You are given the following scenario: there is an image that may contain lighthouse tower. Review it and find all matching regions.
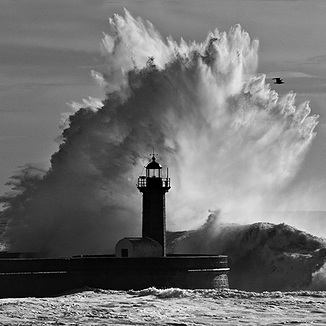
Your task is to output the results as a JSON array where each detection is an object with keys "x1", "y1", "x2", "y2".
[{"x1": 137, "y1": 155, "x2": 171, "y2": 256}]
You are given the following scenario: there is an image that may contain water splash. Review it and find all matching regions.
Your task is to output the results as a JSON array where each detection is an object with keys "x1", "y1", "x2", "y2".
[{"x1": 0, "y1": 10, "x2": 318, "y2": 256}]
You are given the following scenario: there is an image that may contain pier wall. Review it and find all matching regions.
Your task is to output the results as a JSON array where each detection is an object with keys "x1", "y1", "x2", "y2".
[{"x1": 0, "y1": 255, "x2": 229, "y2": 298}]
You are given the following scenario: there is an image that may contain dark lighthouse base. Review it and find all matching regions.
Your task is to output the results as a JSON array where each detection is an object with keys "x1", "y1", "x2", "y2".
[{"x1": 0, "y1": 254, "x2": 229, "y2": 298}]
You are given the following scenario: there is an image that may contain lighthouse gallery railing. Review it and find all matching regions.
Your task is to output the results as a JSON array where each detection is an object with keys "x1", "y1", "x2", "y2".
[{"x1": 137, "y1": 176, "x2": 170, "y2": 189}]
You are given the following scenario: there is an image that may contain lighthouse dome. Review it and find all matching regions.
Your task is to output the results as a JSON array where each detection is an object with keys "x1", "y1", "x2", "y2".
[{"x1": 146, "y1": 156, "x2": 162, "y2": 169}]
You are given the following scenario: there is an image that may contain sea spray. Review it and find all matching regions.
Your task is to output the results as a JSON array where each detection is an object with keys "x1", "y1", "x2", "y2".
[
  {"x1": 0, "y1": 10, "x2": 319, "y2": 257},
  {"x1": 310, "y1": 262, "x2": 326, "y2": 290}
]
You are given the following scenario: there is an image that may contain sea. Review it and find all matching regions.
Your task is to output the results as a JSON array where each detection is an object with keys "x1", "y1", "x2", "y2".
[{"x1": 1, "y1": 288, "x2": 326, "y2": 325}]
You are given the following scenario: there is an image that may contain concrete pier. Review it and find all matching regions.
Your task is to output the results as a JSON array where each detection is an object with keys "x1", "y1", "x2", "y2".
[{"x1": 0, "y1": 254, "x2": 229, "y2": 298}]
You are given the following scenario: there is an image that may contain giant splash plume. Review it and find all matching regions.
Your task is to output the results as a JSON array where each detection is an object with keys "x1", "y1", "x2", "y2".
[{"x1": 0, "y1": 10, "x2": 319, "y2": 257}]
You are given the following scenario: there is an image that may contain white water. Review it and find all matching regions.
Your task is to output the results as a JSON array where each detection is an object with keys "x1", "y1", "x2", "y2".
[
  {"x1": 1, "y1": 288, "x2": 326, "y2": 325},
  {"x1": 0, "y1": 10, "x2": 319, "y2": 257}
]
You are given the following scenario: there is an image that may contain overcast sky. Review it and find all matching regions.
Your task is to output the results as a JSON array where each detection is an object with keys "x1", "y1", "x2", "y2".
[{"x1": 1, "y1": 0, "x2": 326, "y2": 209}]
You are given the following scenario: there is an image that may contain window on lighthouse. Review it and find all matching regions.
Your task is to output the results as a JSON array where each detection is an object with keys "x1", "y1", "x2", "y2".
[{"x1": 147, "y1": 168, "x2": 161, "y2": 178}]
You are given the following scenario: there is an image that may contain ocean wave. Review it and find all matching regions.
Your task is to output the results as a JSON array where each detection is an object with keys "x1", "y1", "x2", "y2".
[
  {"x1": 102, "y1": 287, "x2": 326, "y2": 300},
  {"x1": 128, "y1": 287, "x2": 189, "y2": 298},
  {"x1": 0, "y1": 11, "x2": 318, "y2": 257},
  {"x1": 168, "y1": 212, "x2": 326, "y2": 292}
]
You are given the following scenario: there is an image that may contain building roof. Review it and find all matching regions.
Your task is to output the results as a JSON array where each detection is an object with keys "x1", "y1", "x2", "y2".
[{"x1": 117, "y1": 237, "x2": 162, "y2": 250}]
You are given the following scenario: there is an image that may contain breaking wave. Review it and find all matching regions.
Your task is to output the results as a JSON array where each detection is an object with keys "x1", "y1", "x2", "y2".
[
  {"x1": 128, "y1": 287, "x2": 188, "y2": 299},
  {"x1": 127, "y1": 287, "x2": 326, "y2": 299},
  {"x1": 0, "y1": 10, "x2": 319, "y2": 258},
  {"x1": 168, "y1": 212, "x2": 326, "y2": 291}
]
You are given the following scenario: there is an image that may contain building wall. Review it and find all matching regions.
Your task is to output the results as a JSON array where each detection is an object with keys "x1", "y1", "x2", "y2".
[
  {"x1": 115, "y1": 237, "x2": 162, "y2": 258},
  {"x1": 115, "y1": 238, "x2": 134, "y2": 257}
]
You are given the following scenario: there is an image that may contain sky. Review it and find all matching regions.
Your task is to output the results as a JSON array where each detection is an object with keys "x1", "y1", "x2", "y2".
[{"x1": 1, "y1": 0, "x2": 326, "y2": 211}]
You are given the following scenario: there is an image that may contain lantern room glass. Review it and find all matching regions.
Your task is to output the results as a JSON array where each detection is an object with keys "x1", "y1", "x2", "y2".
[{"x1": 146, "y1": 168, "x2": 161, "y2": 178}]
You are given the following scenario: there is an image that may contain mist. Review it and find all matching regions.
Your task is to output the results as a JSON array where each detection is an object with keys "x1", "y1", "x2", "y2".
[{"x1": 0, "y1": 10, "x2": 319, "y2": 257}]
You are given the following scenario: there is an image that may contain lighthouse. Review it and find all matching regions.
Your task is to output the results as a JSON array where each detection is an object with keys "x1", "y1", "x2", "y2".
[
  {"x1": 137, "y1": 155, "x2": 171, "y2": 256},
  {"x1": 115, "y1": 155, "x2": 170, "y2": 258}
]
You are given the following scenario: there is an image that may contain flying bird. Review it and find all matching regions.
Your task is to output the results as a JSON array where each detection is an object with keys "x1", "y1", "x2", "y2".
[{"x1": 272, "y1": 78, "x2": 284, "y2": 84}]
